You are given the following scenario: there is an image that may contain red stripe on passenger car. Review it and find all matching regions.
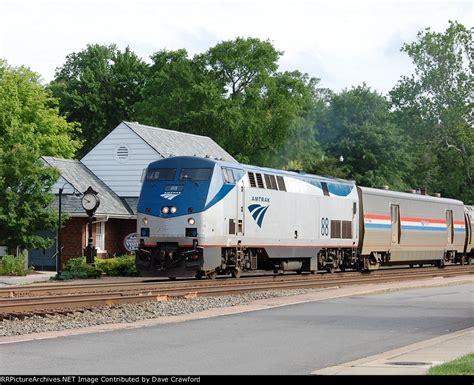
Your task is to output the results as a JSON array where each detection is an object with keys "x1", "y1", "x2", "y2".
[{"x1": 365, "y1": 213, "x2": 464, "y2": 225}]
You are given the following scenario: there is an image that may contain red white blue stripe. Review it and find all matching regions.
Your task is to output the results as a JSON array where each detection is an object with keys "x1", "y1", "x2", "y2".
[{"x1": 364, "y1": 214, "x2": 465, "y2": 233}]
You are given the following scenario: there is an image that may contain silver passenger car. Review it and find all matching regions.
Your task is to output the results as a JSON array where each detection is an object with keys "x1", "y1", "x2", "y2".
[{"x1": 358, "y1": 187, "x2": 465, "y2": 269}]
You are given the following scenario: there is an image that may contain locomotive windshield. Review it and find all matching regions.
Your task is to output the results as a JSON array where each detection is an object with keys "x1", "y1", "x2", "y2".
[
  {"x1": 179, "y1": 168, "x2": 212, "y2": 181},
  {"x1": 145, "y1": 168, "x2": 176, "y2": 181}
]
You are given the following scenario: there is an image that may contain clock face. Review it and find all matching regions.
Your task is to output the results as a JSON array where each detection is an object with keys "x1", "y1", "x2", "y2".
[{"x1": 82, "y1": 193, "x2": 98, "y2": 211}]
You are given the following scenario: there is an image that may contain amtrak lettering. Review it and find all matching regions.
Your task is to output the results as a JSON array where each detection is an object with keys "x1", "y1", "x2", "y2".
[{"x1": 251, "y1": 196, "x2": 270, "y2": 203}]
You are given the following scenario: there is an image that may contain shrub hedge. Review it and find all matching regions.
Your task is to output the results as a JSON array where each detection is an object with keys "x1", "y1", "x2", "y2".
[
  {"x1": 60, "y1": 255, "x2": 137, "y2": 279},
  {"x1": 0, "y1": 253, "x2": 33, "y2": 276}
]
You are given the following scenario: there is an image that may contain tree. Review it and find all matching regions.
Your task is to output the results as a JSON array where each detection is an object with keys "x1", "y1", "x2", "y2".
[
  {"x1": 50, "y1": 44, "x2": 148, "y2": 155},
  {"x1": 0, "y1": 62, "x2": 81, "y2": 158},
  {"x1": 134, "y1": 49, "x2": 224, "y2": 139},
  {"x1": 390, "y1": 21, "x2": 473, "y2": 202},
  {"x1": 0, "y1": 60, "x2": 79, "y2": 251},
  {"x1": 317, "y1": 84, "x2": 411, "y2": 190},
  {"x1": 200, "y1": 38, "x2": 319, "y2": 165},
  {"x1": 136, "y1": 38, "x2": 319, "y2": 165}
]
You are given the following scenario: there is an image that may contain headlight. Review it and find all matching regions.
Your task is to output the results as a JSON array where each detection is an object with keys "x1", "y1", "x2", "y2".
[
  {"x1": 142, "y1": 217, "x2": 148, "y2": 225},
  {"x1": 161, "y1": 206, "x2": 170, "y2": 214},
  {"x1": 187, "y1": 217, "x2": 195, "y2": 225},
  {"x1": 170, "y1": 206, "x2": 177, "y2": 214}
]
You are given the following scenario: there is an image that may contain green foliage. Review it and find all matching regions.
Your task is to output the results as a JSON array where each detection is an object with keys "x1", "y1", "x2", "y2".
[
  {"x1": 59, "y1": 256, "x2": 138, "y2": 279},
  {"x1": 50, "y1": 44, "x2": 148, "y2": 155},
  {"x1": 135, "y1": 38, "x2": 318, "y2": 166},
  {"x1": 427, "y1": 353, "x2": 474, "y2": 375},
  {"x1": 134, "y1": 48, "x2": 223, "y2": 139},
  {"x1": 390, "y1": 21, "x2": 473, "y2": 202},
  {"x1": 60, "y1": 257, "x2": 102, "y2": 280},
  {"x1": 95, "y1": 255, "x2": 138, "y2": 277},
  {"x1": 317, "y1": 84, "x2": 411, "y2": 190},
  {"x1": 0, "y1": 60, "x2": 81, "y2": 158},
  {"x1": 0, "y1": 253, "x2": 33, "y2": 276},
  {"x1": 0, "y1": 60, "x2": 80, "y2": 251}
]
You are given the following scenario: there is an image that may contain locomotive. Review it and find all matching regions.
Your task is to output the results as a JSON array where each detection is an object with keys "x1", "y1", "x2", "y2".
[{"x1": 135, "y1": 156, "x2": 473, "y2": 278}]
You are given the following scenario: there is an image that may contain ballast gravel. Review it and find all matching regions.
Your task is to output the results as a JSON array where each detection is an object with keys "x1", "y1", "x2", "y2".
[{"x1": 0, "y1": 289, "x2": 314, "y2": 336}]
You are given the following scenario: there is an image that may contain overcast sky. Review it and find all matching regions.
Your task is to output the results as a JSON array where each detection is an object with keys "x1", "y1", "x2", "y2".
[{"x1": 0, "y1": 0, "x2": 472, "y2": 94}]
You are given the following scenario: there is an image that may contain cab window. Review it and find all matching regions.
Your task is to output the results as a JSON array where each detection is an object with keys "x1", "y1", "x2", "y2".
[
  {"x1": 222, "y1": 168, "x2": 235, "y2": 184},
  {"x1": 180, "y1": 168, "x2": 212, "y2": 181},
  {"x1": 146, "y1": 168, "x2": 176, "y2": 181}
]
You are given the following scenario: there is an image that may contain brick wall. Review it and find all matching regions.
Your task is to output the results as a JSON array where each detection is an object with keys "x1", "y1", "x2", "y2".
[
  {"x1": 104, "y1": 219, "x2": 137, "y2": 257},
  {"x1": 60, "y1": 217, "x2": 136, "y2": 265},
  {"x1": 60, "y1": 217, "x2": 87, "y2": 264}
]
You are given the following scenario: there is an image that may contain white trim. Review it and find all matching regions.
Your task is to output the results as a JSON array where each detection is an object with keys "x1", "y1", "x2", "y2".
[{"x1": 96, "y1": 221, "x2": 106, "y2": 252}]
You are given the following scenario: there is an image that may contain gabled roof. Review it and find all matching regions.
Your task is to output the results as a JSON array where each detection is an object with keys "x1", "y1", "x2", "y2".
[
  {"x1": 41, "y1": 156, "x2": 134, "y2": 217},
  {"x1": 124, "y1": 121, "x2": 237, "y2": 163}
]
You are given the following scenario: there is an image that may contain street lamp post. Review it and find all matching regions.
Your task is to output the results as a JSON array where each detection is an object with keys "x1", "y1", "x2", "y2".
[
  {"x1": 57, "y1": 182, "x2": 81, "y2": 277},
  {"x1": 57, "y1": 187, "x2": 64, "y2": 276}
]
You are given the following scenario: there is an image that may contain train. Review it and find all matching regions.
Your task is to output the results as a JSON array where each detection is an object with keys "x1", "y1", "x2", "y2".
[{"x1": 135, "y1": 156, "x2": 473, "y2": 278}]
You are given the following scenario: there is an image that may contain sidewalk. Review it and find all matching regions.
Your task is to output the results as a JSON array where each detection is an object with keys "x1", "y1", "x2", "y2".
[
  {"x1": 312, "y1": 327, "x2": 474, "y2": 375},
  {"x1": 0, "y1": 271, "x2": 56, "y2": 287}
]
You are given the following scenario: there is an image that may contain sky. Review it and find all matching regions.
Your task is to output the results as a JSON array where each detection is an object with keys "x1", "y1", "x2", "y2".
[{"x1": 0, "y1": 0, "x2": 472, "y2": 94}]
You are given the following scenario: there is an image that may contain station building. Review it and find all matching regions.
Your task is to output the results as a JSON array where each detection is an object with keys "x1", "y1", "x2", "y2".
[{"x1": 29, "y1": 121, "x2": 236, "y2": 269}]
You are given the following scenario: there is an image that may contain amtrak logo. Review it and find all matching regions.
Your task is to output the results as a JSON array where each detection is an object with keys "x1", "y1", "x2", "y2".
[
  {"x1": 160, "y1": 192, "x2": 181, "y2": 200},
  {"x1": 248, "y1": 204, "x2": 270, "y2": 228}
]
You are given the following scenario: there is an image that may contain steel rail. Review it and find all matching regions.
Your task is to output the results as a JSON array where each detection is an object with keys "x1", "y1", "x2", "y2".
[
  {"x1": 0, "y1": 265, "x2": 470, "y2": 299},
  {"x1": 0, "y1": 267, "x2": 472, "y2": 318}
]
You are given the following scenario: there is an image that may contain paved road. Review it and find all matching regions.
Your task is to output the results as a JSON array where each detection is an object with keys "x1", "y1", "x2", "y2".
[{"x1": 1, "y1": 283, "x2": 473, "y2": 374}]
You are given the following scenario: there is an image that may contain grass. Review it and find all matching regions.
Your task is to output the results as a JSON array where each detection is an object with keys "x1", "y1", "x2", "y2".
[{"x1": 427, "y1": 353, "x2": 474, "y2": 375}]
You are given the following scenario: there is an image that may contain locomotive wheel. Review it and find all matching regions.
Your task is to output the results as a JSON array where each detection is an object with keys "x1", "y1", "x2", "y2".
[
  {"x1": 206, "y1": 271, "x2": 217, "y2": 279},
  {"x1": 325, "y1": 265, "x2": 335, "y2": 273},
  {"x1": 231, "y1": 268, "x2": 241, "y2": 278},
  {"x1": 195, "y1": 271, "x2": 205, "y2": 279}
]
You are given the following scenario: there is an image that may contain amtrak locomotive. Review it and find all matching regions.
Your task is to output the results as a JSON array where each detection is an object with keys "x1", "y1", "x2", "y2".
[{"x1": 136, "y1": 156, "x2": 473, "y2": 278}]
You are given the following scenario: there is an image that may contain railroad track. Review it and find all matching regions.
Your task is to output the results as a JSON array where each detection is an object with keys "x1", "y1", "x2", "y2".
[{"x1": 1, "y1": 265, "x2": 472, "y2": 320}]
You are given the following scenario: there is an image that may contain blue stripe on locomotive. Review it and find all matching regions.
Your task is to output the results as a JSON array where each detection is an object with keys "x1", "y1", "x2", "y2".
[
  {"x1": 137, "y1": 156, "x2": 230, "y2": 218},
  {"x1": 137, "y1": 156, "x2": 356, "y2": 218}
]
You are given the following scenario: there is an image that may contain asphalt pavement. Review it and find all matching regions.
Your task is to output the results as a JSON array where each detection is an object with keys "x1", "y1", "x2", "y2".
[{"x1": 1, "y1": 282, "x2": 472, "y2": 375}]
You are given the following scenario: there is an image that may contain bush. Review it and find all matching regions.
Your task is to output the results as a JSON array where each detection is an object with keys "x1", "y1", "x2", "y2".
[
  {"x1": 60, "y1": 257, "x2": 102, "y2": 280},
  {"x1": 96, "y1": 255, "x2": 138, "y2": 277},
  {"x1": 0, "y1": 253, "x2": 33, "y2": 276}
]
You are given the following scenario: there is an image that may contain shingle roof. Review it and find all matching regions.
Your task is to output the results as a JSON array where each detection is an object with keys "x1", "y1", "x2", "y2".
[
  {"x1": 41, "y1": 157, "x2": 134, "y2": 217},
  {"x1": 124, "y1": 121, "x2": 237, "y2": 163},
  {"x1": 122, "y1": 197, "x2": 139, "y2": 215}
]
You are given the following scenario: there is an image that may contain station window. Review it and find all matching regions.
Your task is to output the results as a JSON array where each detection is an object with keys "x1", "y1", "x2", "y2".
[{"x1": 96, "y1": 222, "x2": 105, "y2": 251}]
